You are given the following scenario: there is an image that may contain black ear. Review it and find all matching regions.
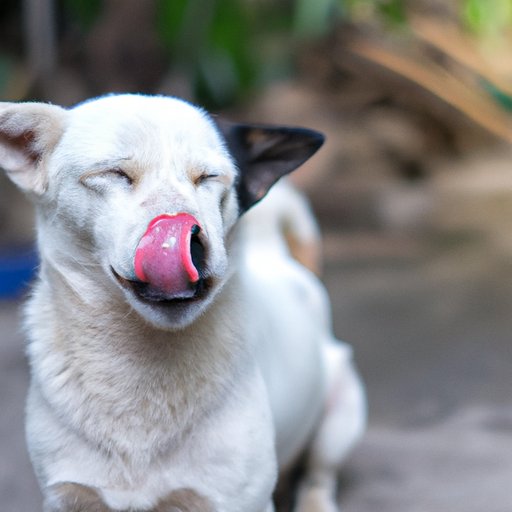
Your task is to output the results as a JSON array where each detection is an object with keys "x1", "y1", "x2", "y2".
[{"x1": 216, "y1": 120, "x2": 324, "y2": 213}]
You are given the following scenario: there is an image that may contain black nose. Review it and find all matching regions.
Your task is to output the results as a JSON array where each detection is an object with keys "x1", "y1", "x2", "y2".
[{"x1": 190, "y1": 227, "x2": 206, "y2": 278}]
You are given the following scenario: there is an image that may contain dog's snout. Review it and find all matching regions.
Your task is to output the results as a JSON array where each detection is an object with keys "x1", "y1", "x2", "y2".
[{"x1": 134, "y1": 213, "x2": 204, "y2": 299}]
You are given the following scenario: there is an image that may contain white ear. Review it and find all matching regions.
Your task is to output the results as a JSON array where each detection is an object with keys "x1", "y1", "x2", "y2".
[{"x1": 0, "y1": 102, "x2": 67, "y2": 195}]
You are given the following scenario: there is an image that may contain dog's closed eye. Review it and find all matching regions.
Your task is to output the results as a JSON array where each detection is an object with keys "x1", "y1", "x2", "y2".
[
  {"x1": 80, "y1": 168, "x2": 134, "y2": 192},
  {"x1": 105, "y1": 168, "x2": 133, "y2": 185},
  {"x1": 194, "y1": 173, "x2": 220, "y2": 186}
]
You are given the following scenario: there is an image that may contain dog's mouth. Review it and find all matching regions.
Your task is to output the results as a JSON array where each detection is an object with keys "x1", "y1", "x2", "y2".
[
  {"x1": 111, "y1": 266, "x2": 212, "y2": 305},
  {"x1": 112, "y1": 213, "x2": 212, "y2": 306}
]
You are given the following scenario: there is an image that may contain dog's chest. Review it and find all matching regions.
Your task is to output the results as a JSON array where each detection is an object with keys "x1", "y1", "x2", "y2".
[
  {"x1": 41, "y1": 344, "x2": 225, "y2": 460},
  {"x1": 97, "y1": 372, "x2": 277, "y2": 512},
  {"x1": 29, "y1": 358, "x2": 276, "y2": 512},
  {"x1": 26, "y1": 298, "x2": 234, "y2": 462}
]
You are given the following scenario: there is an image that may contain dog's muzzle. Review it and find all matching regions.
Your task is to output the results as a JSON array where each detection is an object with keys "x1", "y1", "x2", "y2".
[{"x1": 133, "y1": 213, "x2": 205, "y2": 300}]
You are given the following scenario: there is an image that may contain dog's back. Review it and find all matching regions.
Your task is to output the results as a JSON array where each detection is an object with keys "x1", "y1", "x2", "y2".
[
  {"x1": 239, "y1": 182, "x2": 365, "y2": 472},
  {"x1": 241, "y1": 179, "x2": 322, "y2": 275}
]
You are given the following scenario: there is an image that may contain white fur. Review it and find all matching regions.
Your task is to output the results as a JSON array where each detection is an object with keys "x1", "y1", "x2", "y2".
[{"x1": 0, "y1": 94, "x2": 366, "y2": 511}]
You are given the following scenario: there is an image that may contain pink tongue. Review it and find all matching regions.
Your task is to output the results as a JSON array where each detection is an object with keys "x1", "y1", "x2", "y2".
[{"x1": 134, "y1": 213, "x2": 201, "y2": 298}]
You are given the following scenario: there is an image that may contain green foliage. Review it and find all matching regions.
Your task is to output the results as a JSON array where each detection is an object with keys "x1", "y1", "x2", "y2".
[
  {"x1": 155, "y1": 0, "x2": 189, "y2": 49},
  {"x1": 376, "y1": 0, "x2": 407, "y2": 25},
  {"x1": 156, "y1": 0, "x2": 259, "y2": 107},
  {"x1": 63, "y1": 0, "x2": 102, "y2": 29},
  {"x1": 54, "y1": 0, "x2": 512, "y2": 109},
  {"x1": 462, "y1": 0, "x2": 512, "y2": 35},
  {"x1": 482, "y1": 80, "x2": 512, "y2": 112},
  {"x1": 294, "y1": 0, "x2": 340, "y2": 37},
  {"x1": 53, "y1": 0, "x2": 417, "y2": 107},
  {"x1": 341, "y1": 0, "x2": 407, "y2": 27},
  {"x1": 156, "y1": 0, "x2": 327, "y2": 108}
]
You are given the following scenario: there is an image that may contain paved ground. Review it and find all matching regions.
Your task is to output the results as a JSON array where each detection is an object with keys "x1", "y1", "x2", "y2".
[
  {"x1": 322, "y1": 231, "x2": 512, "y2": 511},
  {"x1": 2, "y1": 222, "x2": 512, "y2": 511},
  {"x1": 0, "y1": 303, "x2": 41, "y2": 511}
]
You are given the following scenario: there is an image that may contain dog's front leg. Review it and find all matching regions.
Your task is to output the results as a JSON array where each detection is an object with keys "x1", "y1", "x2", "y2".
[{"x1": 44, "y1": 483, "x2": 112, "y2": 512}]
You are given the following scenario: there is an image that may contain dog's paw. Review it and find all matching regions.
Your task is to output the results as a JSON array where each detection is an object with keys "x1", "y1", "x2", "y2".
[
  {"x1": 44, "y1": 482, "x2": 112, "y2": 512},
  {"x1": 293, "y1": 486, "x2": 340, "y2": 512}
]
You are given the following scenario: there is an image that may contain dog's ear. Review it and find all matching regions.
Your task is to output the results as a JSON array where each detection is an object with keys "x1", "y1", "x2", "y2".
[
  {"x1": 0, "y1": 102, "x2": 67, "y2": 195},
  {"x1": 217, "y1": 120, "x2": 324, "y2": 213}
]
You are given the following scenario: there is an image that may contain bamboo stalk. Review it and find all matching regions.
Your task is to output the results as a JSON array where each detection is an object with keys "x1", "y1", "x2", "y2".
[
  {"x1": 347, "y1": 38, "x2": 512, "y2": 143},
  {"x1": 411, "y1": 16, "x2": 512, "y2": 97}
]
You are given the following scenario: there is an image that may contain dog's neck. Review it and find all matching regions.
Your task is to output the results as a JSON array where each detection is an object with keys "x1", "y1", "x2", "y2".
[
  {"x1": 25, "y1": 257, "x2": 250, "y2": 466},
  {"x1": 36, "y1": 254, "x2": 248, "y2": 367}
]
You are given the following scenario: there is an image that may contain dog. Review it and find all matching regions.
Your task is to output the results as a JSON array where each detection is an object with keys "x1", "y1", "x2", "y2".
[{"x1": 0, "y1": 94, "x2": 366, "y2": 512}]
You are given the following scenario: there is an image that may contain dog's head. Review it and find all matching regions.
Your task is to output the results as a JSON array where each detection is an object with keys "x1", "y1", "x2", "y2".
[{"x1": 0, "y1": 95, "x2": 323, "y2": 329}]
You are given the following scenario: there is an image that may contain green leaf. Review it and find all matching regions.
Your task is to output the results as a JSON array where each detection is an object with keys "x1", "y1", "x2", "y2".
[
  {"x1": 155, "y1": 0, "x2": 190, "y2": 49},
  {"x1": 462, "y1": 0, "x2": 512, "y2": 35},
  {"x1": 482, "y1": 79, "x2": 512, "y2": 112},
  {"x1": 294, "y1": 0, "x2": 338, "y2": 38},
  {"x1": 63, "y1": 0, "x2": 102, "y2": 29},
  {"x1": 377, "y1": 0, "x2": 407, "y2": 26}
]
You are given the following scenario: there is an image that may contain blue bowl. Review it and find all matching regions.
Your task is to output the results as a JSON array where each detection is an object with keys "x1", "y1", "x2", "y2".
[{"x1": 0, "y1": 245, "x2": 39, "y2": 299}]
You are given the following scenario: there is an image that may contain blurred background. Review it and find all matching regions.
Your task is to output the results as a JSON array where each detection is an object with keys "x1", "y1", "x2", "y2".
[{"x1": 2, "y1": 0, "x2": 512, "y2": 510}]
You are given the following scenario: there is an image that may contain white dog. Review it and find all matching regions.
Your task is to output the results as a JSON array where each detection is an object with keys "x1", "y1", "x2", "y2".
[{"x1": 0, "y1": 94, "x2": 366, "y2": 512}]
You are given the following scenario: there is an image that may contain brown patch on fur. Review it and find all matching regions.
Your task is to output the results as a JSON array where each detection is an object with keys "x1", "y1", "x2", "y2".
[
  {"x1": 154, "y1": 488, "x2": 216, "y2": 512},
  {"x1": 44, "y1": 484, "x2": 215, "y2": 512},
  {"x1": 44, "y1": 483, "x2": 112, "y2": 512},
  {"x1": 284, "y1": 230, "x2": 322, "y2": 277}
]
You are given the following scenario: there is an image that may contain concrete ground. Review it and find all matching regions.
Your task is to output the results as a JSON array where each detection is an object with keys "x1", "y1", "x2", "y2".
[
  {"x1": 322, "y1": 230, "x2": 512, "y2": 511},
  {"x1": 2, "y1": 210, "x2": 512, "y2": 511}
]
